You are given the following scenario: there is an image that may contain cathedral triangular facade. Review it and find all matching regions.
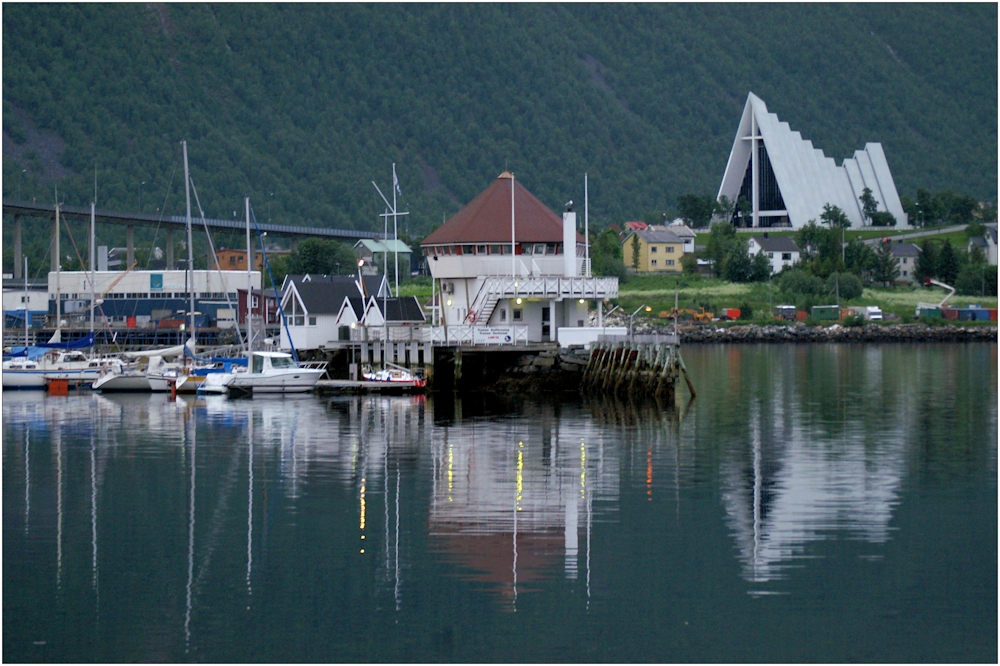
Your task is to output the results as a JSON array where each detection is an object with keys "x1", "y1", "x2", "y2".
[{"x1": 717, "y1": 93, "x2": 908, "y2": 229}]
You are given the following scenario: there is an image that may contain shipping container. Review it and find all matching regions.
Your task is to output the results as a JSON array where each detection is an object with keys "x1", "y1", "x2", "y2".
[
  {"x1": 811, "y1": 305, "x2": 841, "y2": 320},
  {"x1": 917, "y1": 307, "x2": 941, "y2": 319},
  {"x1": 721, "y1": 308, "x2": 741, "y2": 321},
  {"x1": 990, "y1": 309, "x2": 998, "y2": 321},
  {"x1": 942, "y1": 308, "x2": 959, "y2": 321},
  {"x1": 795, "y1": 310, "x2": 809, "y2": 322},
  {"x1": 974, "y1": 309, "x2": 991, "y2": 321}
]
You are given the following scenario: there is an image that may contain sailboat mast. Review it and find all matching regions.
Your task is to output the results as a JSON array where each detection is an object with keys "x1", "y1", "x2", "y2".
[
  {"x1": 183, "y1": 141, "x2": 195, "y2": 344},
  {"x1": 55, "y1": 203, "x2": 61, "y2": 330},
  {"x1": 392, "y1": 163, "x2": 399, "y2": 296},
  {"x1": 245, "y1": 197, "x2": 252, "y2": 355},
  {"x1": 24, "y1": 257, "x2": 29, "y2": 346},
  {"x1": 90, "y1": 202, "x2": 96, "y2": 336}
]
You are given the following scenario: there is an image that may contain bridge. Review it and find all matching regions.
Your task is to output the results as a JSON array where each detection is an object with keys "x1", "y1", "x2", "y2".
[{"x1": 3, "y1": 198, "x2": 381, "y2": 279}]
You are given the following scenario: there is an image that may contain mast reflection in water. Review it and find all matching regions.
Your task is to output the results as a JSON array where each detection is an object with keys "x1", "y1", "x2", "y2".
[{"x1": 2, "y1": 343, "x2": 996, "y2": 663}]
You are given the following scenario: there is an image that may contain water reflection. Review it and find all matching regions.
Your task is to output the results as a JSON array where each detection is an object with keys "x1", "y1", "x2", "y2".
[
  {"x1": 2, "y1": 343, "x2": 995, "y2": 662},
  {"x1": 426, "y1": 397, "x2": 619, "y2": 610}
]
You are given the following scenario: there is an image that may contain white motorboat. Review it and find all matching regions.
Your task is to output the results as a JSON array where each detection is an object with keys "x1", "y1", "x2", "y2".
[
  {"x1": 361, "y1": 363, "x2": 428, "y2": 390},
  {"x1": 226, "y1": 351, "x2": 326, "y2": 395},
  {"x1": 2, "y1": 350, "x2": 125, "y2": 390}
]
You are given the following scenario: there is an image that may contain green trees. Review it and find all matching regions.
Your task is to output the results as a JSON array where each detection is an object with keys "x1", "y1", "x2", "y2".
[
  {"x1": 912, "y1": 188, "x2": 981, "y2": 227},
  {"x1": 705, "y1": 222, "x2": 737, "y2": 276},
  {"x1": 936, "y1": 240, "x2": 960, "y2": 285},
  {"x1": 796, "y1": 220, "x2": 843, "y2": 277},
  {"x1": 286, "y1": 238, "x2": 357, "y2": 276},
  {"x1": 859, "y1": 188, "x2": 878, "y2": 225},
  {"x1": 872, "y1": 240, "x2": 900, "y2": 286},
  {"x1": 591, "y1": 228, "x2": 626, "y2": 279},
  {"x1": 0, "y1": 4, "x2": 996, "y2": 248},
  {"x1": 914, "y1": 239, "x2": 937, "y2": 284},
  {"x1": 826, "y1": 272, "x2": 863, "y2": 300},
  {"x1": 820, "y1": 203, "x2": 850, "y2": 228},
  {"x1": 676, "y1": 193, "x2": 715, "y2": 229}
]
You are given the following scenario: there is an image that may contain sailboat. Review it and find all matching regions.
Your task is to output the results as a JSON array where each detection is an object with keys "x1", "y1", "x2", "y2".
[
  {"x1": 201, "y1": 198, "x2": 325, "y2": 396},
  {"x1": 3, "y1": 205, "x2": 126, "y2": 389}
]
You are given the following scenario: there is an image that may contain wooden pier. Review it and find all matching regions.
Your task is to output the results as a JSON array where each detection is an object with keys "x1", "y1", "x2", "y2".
[{"x1": 580, "y1": 340, "x2": 694, "y2": 402}]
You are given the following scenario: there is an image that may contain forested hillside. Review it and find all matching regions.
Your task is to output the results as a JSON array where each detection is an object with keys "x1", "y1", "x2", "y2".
[{"x1": 3, "y1": 3, "x2": 996, "y2": 245}]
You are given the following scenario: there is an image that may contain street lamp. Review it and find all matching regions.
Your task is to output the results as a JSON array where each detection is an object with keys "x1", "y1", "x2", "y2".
[{"x1": 629, "y1": 304, "x2": 651, "y2": 341}]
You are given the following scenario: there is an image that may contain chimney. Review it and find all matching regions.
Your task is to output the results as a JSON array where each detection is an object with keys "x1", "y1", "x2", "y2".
[{"x1": 563, "y1": 210, "x2": 577, "y2": 277}]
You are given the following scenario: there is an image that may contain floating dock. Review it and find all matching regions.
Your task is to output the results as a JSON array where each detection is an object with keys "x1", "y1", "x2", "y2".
[{"x1": 315, "y1": 379, "x2": 427, "y2": 394}]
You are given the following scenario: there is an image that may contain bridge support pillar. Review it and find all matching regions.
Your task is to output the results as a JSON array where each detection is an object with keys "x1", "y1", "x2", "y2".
[
  {"x1": 13, "y1": 215, "x2": 22, "y2": 280},
  {"x1": 126, "y1": 225, "x2": 135, "y2": 267},
  {"x1": 165, "y1": 229, "x2": 175, "y2": 269}
]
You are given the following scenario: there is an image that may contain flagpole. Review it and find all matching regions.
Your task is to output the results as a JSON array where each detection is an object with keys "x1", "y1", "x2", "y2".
[
  {"x1": 511, "y1": 173, "x2": 515, "y2": 278},
  {"x1": 584, "y1": 173, "x2": 590, "y2": 277}
]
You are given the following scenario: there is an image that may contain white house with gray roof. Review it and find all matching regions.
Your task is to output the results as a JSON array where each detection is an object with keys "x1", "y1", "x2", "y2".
[
  {"x1": 889, "y1": 242, "x2": 922, "y2": 284},
  {"x1": 968, "y1": 225, "x2": 998, "y2": 266},
  {"x1": 747, "y1": 235, "x2": 801, "y2": 274},
  {"x1": 278, "y1": 273, "x2": 424, "y2": 350}
]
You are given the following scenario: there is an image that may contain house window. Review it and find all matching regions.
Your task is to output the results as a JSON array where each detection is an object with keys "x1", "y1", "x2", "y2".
[
  {"x1": 651, "y1": 246, "x2": 658, "y2": 253},
  {"x1": 782, "y1": 253, "x2": 792, "y2": 261},
  {"x1": 462, "y1": 245, "x2": 474, "y2": 255},
  {"x1": 903, "y1": 271, "x2": 908, "y2": 277},
  {"x1": 666, "y1": 246, "x2": 674, "y2": 253},
  {"x1": 513, "y1": 309, "x2": 523, "y2": 321},
  {"x1": 500, "y1": 309, "x2": 507, "y2": 322},
  {"x1": 309, "y1": 316, "x2": 316, "y2": 326},
  {"x1": 229, "y1": 256, "x2": 236, "y2": 265},
  {"x1": 651, "y1": 259, "x2": 658, "y2": 266},
  {"x1": 252, "y1": 296, "x2": 259, "y2": 308},
  {"x1": 665, "y1": 259, "x2": 675, "y2": 266}
]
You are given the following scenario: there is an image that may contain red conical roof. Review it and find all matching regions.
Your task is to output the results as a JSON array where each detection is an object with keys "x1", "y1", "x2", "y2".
[{"x1": 422, "y1": 172, "x2": 580, "y2": 246}]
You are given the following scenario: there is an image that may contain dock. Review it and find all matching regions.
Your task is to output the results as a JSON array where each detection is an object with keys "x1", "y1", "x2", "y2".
[{"x1": 314, "y1": 379, "x2": 427, "y2": 395}]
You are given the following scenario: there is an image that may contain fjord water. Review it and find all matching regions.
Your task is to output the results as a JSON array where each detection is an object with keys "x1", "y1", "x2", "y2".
[{"x1": 3, "y1": 343, "x2": 996, "y2": 662}]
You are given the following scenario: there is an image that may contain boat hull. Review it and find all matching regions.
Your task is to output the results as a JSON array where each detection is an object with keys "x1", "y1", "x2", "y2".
[
  {"x1": 227, "y1": 369, "x2": 325, "y2": 394},
  {"x1": 92, "y1": 372, "x2": 152, "y2": 392}
]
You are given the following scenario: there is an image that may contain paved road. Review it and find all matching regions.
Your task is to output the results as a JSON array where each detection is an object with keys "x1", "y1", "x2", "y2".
[{"x1": 861, "y1": 225, "x2": 968, "y2": 245}]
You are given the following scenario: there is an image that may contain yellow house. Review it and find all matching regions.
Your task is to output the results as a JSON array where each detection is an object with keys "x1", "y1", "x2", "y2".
[
  {"x1": 622, "y1": 229, "x2": 684, "y2": 273},
  {"x1": 215, "y1": 247, "x2": 291, "y2": 272}
]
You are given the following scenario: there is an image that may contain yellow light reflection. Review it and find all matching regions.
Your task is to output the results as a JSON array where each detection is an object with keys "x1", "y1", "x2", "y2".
[
  {"x1": 516, "y1": 441, "x2": 524, "y2": 510},
  {"x1": 447, "y1": 442, "x2": 454, "y2": 501},
  {"x1": 580, "y1": 440, "x2": 587, "y2": 498}
]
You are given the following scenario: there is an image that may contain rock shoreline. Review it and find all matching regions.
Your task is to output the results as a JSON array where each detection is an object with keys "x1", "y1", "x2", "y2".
[{"x1": 671, "y1": 323, "x2": 997, "y2": 344}]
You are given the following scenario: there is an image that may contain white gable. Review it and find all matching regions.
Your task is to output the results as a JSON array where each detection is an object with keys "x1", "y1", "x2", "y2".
[{"x1": 718, "y1": 92, "x2": 908, "y2": 229}]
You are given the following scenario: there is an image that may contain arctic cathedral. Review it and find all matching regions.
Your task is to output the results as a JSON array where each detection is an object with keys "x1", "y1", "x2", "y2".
[{"x1": 717, "y1": 92, "x2": 908, "y2": 230}]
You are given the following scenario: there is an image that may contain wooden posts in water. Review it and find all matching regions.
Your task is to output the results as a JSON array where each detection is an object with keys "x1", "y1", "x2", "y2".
[{"x1": 581, "y1": 341, "x2": 688, "y2": 402}]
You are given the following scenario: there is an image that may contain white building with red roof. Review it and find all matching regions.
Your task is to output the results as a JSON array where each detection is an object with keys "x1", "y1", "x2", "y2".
[{"x1": 421, "y1": 172, "x2": 619, "y2": 344}]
